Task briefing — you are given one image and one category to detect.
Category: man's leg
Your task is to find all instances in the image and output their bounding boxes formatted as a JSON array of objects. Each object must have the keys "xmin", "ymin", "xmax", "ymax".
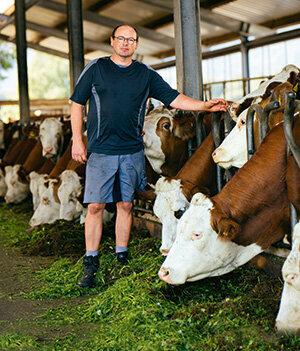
[
  {"xmin": 115, "ymin": 201, "xmax": 132, "ymax": 263},
  {"xmin": 85, "ymin": 203, "xmax": 106, "ymax": 250},
  {"xmin": 78, "ymin": 203, "xmax": 105, "ymax": 288}
]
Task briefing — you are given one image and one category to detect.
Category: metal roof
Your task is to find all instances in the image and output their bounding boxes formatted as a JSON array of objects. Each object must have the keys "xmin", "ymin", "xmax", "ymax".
[{"xmin": 0, "ymin": 0, "xmax": 299, "ymax": 65}]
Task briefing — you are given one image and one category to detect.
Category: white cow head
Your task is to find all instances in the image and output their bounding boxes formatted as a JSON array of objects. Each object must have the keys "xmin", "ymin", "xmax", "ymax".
[
  {"xmin": 158, "ymin": 193, "xmax": 262, "ymax": 285},
  {"xmin": 276, "ymin": 222, "xmax": 300, "ymax": 334},
  {"xmin": 29, "ymin": 172, "xmax": 48, "ymax": 211},
  {"xmin": 39, "ymin": 118, "xmax": 63, "ymax": 158},
  {"xmin": 0, "ymin": 168, "xmax": 7, "ymax": 197},
  {"xmin": 29, "ymin": 179, "xmax": 60, "ymax": 227},
  {"xmin": 153, "ymin": 177, "xmax": 189, "ymax": 255},
  {"xmin": 0, "ymin": 120, "xmax": 4, "ymax": 149},
  {"xmin": 58, "ymin": 170, "xmax": 83, "ymax": 221},
  {"xmin": 4, "ymin": 165, "xmax": 29, "ymax": 203},
  {"xmin": 212, "ymin": 108, "xmax": 249, "ymax": 169}
]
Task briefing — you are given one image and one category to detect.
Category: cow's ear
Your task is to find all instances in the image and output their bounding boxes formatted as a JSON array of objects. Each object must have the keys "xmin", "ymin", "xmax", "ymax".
[
  {"xmin": 172, "ymin": 113, "xmax": 196, "ymax": 140},
  {"xmin": 17, "ymin": 168, "xmax": 27, "ymax": 183},
  {"xmin": 215, "ymin": 218, "xmax": 241, "ymax": 240}
]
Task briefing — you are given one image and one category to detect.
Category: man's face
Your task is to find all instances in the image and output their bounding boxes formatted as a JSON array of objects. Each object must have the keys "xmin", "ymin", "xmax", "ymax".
[{"xmin": 110, "ymin": 25, "xmax": 138, "ymax": 58}]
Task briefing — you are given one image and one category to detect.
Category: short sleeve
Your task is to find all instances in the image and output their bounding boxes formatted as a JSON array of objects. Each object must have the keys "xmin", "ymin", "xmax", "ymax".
[
  {"xmin": 149, "ymin": 69, "xmax": 180, "ymax": 106},
  {"xmin": 70, "ymin": 60, "xmax": 97, "ymax": 105}
]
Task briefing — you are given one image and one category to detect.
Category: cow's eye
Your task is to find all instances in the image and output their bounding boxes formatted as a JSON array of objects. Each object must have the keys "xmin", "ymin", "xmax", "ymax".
[
  {"xmin": 191, "ymin": 232, "xmax": 202, "ymax": 240},
  {"xmin": 162, "ymin": 122, "xmax": 171, "ymax": 131},
  {"xmin": 240, "ymin": 119, "xmax": 246, "ymax": 125}
]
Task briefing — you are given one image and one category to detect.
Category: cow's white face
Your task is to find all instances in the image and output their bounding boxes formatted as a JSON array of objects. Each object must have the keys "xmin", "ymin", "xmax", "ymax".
[
  {"xmin": 0, "ymin": 168, "xmax": 7, "ymax": 197},
  {"xmin": 4, "ymin": 165, "xmax": 29, "ymax": 203},
  {"xmin": 143, "ymin": 106, "xmax": 175, "ymax": 174},
  {"xmin": 212, "ymin": 108, "xmax": 249, "ymax": 169},
  {"xmin": 158, "ymin": 193, "xmax": 262, "ymax": 285},
  {"xmin": 29, "ymin": 172, "xmax": 48, "ymax": 211},
  {"xmin": 0, "ymin": 121, "xmax": 4, "ymax": 149},
  {"xmin": 153, "ymin": 177, "xmax": 189, "ymax": 255},
  {"xmin": 39, "ymin": 118, "xmax": 63, "ymax": 158},
  {"xmin": 29, "ymin": 180, "xmax": 60, "ymax": 227},
  {"xmin": 58, "ymin": 170, "xmax": 83, "ymax": 221},
  {"xmin": 276, "ymin": 222, "xmax": 300, "ymax": 334}
]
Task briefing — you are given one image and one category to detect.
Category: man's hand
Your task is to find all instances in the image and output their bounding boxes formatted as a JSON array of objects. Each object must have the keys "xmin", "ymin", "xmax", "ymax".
[
  {"xmin": 203, "ymin": 98, "xmax": 228, "ymax": 112},
  {"xmin": 72, "ymin": 138, "xmax": 87, "ymax": 163}
]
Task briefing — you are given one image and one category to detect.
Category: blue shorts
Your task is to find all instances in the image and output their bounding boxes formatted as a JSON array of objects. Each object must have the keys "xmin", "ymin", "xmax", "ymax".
[{"xmin": 83, "ymin": 150, "xmax": 147, "ymax": 204}]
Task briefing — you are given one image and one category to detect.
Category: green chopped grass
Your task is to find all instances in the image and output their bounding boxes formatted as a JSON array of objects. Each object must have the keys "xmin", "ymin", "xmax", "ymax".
[{"xmin": 1, "ymin": 201, "xmax": 300, "ymax": 350}]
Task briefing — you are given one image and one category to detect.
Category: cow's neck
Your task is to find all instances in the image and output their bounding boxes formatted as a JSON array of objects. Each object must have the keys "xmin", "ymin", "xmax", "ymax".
[
  {"xmin": 212, "ymin": 123, "xmax": 287, "ymax": 223},
  {"xmin": 161, "ymin": 139, "xmax": 189, "ymax": 177},
  {"xmin": 176, "ymin": 133, "xmax": 216, "ymax": 199}
]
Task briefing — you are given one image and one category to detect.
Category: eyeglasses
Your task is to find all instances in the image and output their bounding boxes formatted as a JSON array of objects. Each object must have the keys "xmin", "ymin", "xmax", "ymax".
[{"xmin": 113, "ymin": 36, "xmax": 138, "ymax": 45}]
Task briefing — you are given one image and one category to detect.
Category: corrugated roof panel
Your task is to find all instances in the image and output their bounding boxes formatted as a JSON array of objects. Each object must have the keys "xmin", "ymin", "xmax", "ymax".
[
  {"xmin": 214, "ymin": 0, "xmax": 300, "ymax": 25},
  {"xmin": 83, "ymin": 21, "xmax": 111, "ymax": 42},
  {"xmin": 39, "ymin": 36, "xmax": 69, "ymax": 53},
  {"xmin": 27, "ymin": 6, "xmax": 66, "ymax": 27},
  {"xmin": 100, "ymin": 0, "xmax": 169, "ymax": 24}
]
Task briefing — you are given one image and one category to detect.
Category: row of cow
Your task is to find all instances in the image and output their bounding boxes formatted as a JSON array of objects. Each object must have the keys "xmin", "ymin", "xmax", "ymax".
[
  {"xmin": 151, "ymin": 64, "xmax": 300, "ymax": 334},
  {"xmin": 0, "ymin": 64, "xmax": 299, "ymax": 334}
]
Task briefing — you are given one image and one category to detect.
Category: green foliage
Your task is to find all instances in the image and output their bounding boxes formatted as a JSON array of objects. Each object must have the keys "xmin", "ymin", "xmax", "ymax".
[
  {"xmin": 28, "ymin": 52, "xmax": 70, "ymax": 99},
  {"xmin": 0, "ymin": 41, "xmax": 15, "ymax": 80}
]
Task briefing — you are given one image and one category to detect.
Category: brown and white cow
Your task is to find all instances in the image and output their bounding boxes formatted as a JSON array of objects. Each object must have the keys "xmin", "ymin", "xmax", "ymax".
[
  {"xmin": 143, "ymin": 106, "xmax": 196, "ymax": 177},
  {"xmin": 159, "ymin": 116, "xmax": 300, "ymax": 285},
  {"xmin": 5, "ymin": 141, "xmax": 47, "ymax": 204},
  {"xmin": 39, "ymin": 118, "xmax": 64, "ymax": 158},
  {"xmin": 0, "ymin": 120, "xmax": 4, "ymax": 151},
  {"xmin": 276, "ymin": 222, "xmax": 300, "ymax": 334},
  {"xmin": 2, "ymin": 138, "xmax": 37, "ymax": 203},
  {"xmin": 213, "ymin": 65, "xmax": 300, "ymax": 169},
  {"xmin": 153, "ymin": 133, "xmax": 217, "ymax": 255}
]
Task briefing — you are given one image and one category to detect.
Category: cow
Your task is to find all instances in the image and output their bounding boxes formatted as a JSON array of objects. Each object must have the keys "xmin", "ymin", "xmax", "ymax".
[
  {"xmin": 213, "ymin": 66, "xmax": 300, "ymax": 169},
  {"xmin": 0, "ymin": 120, "xmax": 4, "ymax": 151},
  {"xmin": 153, "ymin": 133, "xmax": 217, "ymax": 255},
  {"xmin": 4, "ymin": 141, "xmax": 47, "ymax": 204},
  {"xmin": 276, "ymin": 222, "xmax": 300, "ymax": 335},
  {"xmin": 143, "ymin": 106, "xmax": 196, "ymax": 177},
  {"xmin": 228, "ymin": 64, "xmax": 300, "ymax": 120},
  {"xmin": 29, "ymin": 179, "xmax": 61, "ymax": 226},
  {"xmin": 158, "ymin": 117, "xmax": 300, "ymax": 285},
  {"xmin": 39, "ymin": 118, "xmax": 64, "ymax": 159},
  {"xmin": 29, "ymin": 138, "xmax": 86, "ymax": 226}
]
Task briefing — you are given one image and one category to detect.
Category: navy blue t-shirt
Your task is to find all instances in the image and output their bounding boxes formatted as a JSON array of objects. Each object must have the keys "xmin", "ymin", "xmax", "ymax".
[{"xmin": 70, "ymin": 57, "xmax": 180, "ymax": 155}]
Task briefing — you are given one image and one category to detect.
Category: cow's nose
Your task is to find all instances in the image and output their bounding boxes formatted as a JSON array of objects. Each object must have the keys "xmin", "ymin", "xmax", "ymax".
[
  {"xmin": 160, "ymin": 248, "xmax": 169, "ymax": 256},
  {"xmin": 285, "ymin": 273, "xmax": 297, "ymax": 285},
  {"xmin": 212, "ymin": 148, "xmax": 223, "ymax": 162},
  {"xmin": 44, "ymin": 147, "xmax": 53, "ymax": 154},
  {"xmin": 158, "ymin": 267, "xmax": 170, "ymax": 282}
]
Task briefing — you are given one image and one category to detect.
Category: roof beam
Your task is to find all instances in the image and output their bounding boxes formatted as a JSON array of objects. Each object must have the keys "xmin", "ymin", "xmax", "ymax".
[
  {"xmin": 0, "ymin": 0, "xmax": 40, "ymax": 30},
  {"xmin": 37, "ymin": 0, "xmax": 174, "ymax": 46}
]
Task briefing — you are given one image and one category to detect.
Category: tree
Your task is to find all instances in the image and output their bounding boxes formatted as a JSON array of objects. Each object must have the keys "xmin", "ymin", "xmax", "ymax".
[
  {"xmin": 0, "ymin": 40, "xmax": 15, "ymax": 80},
  {"xmin": 28, "ymin": 51, "xmax": 70, "ymax": 99}
]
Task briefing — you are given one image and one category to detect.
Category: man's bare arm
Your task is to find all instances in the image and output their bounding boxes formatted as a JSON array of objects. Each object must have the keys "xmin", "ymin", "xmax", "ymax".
[
  {"xmin": 70, "ymin": 101, "xmax": 87, "ymax": 163},
  {"xmin": 170, "ymin": 93, "xmax": 228, "ymax": 112}
]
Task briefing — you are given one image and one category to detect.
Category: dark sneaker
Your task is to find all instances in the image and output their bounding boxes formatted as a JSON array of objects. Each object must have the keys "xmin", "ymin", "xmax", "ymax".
[
  {"xmin": 116, "ymin": 251, "xmax": 129, "ymax": 265},
  {"xmin": 77, "ymin": 255, "xmax": 99, "ymax": 288}
]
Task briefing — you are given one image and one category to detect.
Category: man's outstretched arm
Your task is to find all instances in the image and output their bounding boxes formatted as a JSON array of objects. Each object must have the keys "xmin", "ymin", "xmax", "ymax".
[{"xmin": 170, "ymin": 93, "xmax": 228, "ymax": 112}]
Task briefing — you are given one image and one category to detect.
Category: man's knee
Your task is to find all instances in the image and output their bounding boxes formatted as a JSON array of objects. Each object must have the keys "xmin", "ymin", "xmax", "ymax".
[
  {"xmin": 88, "ymin": 203, "xmax": 106, "ymax": 215},
  {"xmin": 117, "ymin": 201, "xmax": 133, "ymax": 213}
]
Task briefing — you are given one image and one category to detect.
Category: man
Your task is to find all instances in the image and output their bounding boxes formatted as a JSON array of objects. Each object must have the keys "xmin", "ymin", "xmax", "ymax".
[{"xmin": 70, "ymin": 24, "xmax": 227, "ymax": 288}]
